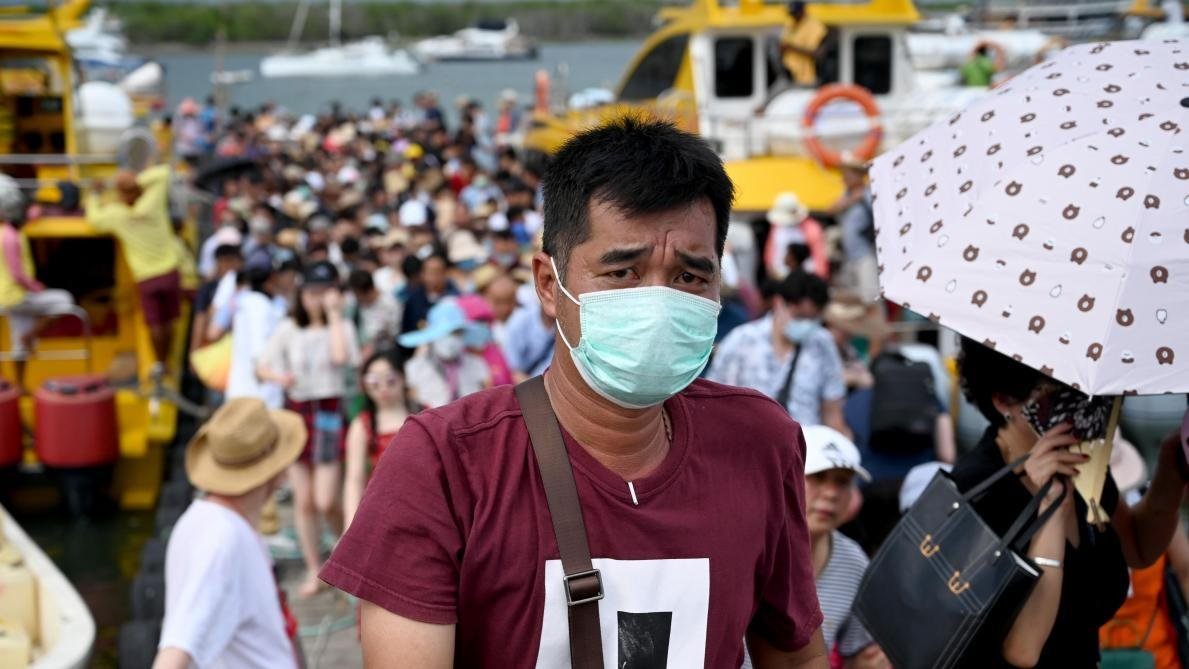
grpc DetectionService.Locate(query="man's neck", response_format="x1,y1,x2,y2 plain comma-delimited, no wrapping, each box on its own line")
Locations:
543,352,670,482
207,490,267,529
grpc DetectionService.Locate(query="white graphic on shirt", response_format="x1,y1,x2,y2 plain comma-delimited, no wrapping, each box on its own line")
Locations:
535,557,710,669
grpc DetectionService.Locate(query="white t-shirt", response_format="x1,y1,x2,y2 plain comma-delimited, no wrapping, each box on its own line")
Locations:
226,290,284,408
159,499,296,669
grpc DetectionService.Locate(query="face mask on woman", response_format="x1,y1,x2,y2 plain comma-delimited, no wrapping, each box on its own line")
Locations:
551,257,720,409
432,333,465,361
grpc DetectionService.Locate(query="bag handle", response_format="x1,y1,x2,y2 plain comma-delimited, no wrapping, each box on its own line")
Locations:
963,454,1030,503
1000,477,1068,558
514,376,605,669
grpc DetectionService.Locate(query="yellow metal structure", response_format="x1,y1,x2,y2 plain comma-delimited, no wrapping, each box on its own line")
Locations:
0,0,187,510
523,0,921,213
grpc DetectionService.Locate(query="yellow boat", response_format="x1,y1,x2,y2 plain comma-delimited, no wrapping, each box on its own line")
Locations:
523,0,989,215
0,0,191,511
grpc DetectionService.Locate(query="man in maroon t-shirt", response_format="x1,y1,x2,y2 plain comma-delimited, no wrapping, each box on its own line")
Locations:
321,117,827,668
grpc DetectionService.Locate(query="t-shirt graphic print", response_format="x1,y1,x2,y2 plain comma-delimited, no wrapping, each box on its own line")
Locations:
535,558,710,668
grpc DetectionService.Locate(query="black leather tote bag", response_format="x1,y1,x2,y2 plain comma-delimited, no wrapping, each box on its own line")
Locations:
853,456,1065,669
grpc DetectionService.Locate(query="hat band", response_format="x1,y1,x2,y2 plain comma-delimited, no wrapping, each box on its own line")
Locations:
212,437,278,468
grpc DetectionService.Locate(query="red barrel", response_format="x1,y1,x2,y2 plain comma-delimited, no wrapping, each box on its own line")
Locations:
0,380,21,467
34,375,119,467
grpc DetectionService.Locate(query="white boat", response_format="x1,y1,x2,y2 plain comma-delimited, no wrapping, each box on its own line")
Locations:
412,18,537,62
0,505,95,669
906,24,1057,72
260,0,420,79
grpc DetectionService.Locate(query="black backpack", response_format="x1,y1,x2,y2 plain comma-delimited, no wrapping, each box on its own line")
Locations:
869,351,939,455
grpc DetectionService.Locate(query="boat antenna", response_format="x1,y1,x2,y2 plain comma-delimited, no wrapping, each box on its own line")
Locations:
329,0,342,48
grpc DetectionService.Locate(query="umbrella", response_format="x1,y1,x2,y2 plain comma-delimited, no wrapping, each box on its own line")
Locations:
871,39,1187,397
869,39,1188,523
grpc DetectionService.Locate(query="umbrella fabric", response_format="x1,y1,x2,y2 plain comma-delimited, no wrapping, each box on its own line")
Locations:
871,39,1188,396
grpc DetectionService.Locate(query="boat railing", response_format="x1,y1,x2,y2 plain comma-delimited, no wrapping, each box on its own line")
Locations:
0,304,93,373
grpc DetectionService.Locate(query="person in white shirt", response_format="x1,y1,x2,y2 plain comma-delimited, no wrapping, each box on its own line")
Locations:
226,262,285,408
154,398,306,669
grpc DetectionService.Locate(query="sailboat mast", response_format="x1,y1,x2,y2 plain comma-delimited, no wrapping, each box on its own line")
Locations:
287,0,310,50
329,0,342,47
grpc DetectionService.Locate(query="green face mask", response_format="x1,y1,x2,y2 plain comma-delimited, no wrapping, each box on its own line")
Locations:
552,257,721,409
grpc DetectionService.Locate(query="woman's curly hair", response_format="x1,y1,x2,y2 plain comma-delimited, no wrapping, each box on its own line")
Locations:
958,337,1046,428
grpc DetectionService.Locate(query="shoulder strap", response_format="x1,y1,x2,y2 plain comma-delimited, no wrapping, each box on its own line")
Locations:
514,376,604,669
775,345,804,412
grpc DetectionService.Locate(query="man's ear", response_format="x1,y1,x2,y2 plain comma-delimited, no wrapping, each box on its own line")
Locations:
532,251,558,320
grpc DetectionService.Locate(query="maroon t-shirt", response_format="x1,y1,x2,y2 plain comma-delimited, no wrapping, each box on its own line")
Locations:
321,378,822,667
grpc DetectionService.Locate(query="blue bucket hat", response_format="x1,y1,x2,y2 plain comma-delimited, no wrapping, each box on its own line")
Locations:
398,301,468,348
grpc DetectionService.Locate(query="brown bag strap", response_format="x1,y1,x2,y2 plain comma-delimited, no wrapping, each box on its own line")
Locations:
514,376,604,669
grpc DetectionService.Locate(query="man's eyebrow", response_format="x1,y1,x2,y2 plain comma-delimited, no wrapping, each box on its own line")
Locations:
676,250,717,276
598,246,650,266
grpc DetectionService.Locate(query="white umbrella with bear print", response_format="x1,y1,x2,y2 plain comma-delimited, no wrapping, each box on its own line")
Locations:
869,38,1188,524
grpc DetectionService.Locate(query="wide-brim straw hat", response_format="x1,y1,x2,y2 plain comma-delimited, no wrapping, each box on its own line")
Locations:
186,398,306,496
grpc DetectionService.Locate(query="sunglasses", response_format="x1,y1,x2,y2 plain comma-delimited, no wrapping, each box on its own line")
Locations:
363,373,401,390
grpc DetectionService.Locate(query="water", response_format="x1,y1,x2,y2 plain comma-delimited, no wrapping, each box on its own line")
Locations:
152,40,639,117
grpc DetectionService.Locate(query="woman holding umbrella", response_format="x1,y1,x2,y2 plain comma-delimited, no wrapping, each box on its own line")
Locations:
952,338,1186,668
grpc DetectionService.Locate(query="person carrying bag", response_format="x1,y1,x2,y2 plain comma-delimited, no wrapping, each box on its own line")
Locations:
853,454,1066,669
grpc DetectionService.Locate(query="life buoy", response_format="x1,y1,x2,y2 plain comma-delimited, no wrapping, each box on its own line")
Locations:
534,70,550,115
801,84,882,169
972,39,1008,72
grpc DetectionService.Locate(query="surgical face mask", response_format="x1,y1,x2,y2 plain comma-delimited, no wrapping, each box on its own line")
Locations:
784,318,819,343
432,333,465,361
552,257,720,409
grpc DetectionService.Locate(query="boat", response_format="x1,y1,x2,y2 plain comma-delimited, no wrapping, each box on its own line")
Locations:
522,0,990,215
260,0,420,78
412,18,538,62
0,505,95,668
210,69,254,86
0,0,194,511
906,23,1058,71
955,0,1162,39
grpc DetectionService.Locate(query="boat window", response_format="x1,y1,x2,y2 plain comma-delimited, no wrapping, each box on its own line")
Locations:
620,33,690,102
852,35,892,94
714,37,755,98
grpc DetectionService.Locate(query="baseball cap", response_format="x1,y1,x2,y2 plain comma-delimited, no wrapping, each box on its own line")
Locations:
303,260,339,286
802,425,871,482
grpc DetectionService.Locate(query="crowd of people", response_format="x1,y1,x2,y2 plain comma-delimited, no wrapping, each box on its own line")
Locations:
4,70,1183,666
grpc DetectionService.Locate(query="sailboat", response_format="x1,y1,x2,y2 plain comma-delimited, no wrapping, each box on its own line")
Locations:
259,0,420,78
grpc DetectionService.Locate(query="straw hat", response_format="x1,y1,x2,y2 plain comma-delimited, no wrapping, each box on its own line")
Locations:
824,293,891,340
185,398,306,496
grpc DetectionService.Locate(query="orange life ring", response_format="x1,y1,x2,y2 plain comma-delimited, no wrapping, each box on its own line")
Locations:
534,70,550,115
972,39,1008,72
801,83,882,169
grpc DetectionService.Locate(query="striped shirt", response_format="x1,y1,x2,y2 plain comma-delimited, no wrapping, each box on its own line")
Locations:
742,531,874,667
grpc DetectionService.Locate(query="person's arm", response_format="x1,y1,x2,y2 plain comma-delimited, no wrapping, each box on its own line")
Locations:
1,228,41,291
84,191,121,233
1167,522,1189,597
843,645,890,669
150,647,192,669
343,417,369,530
1113,430,1187,568
934,412,957,464
256,321,295,389
136,165,172,212
1000,425,1083,668
747,628,829,668
360,602,454,668
821,399,852,441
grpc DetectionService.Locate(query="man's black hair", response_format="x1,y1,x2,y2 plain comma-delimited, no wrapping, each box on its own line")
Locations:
245,264,273,295
542,116,734,277
401,254,423,279
958,337,1045,428
214,244,242,260
340,236,362,257
347,268,375,293
775,271,828,309
786,242,811,266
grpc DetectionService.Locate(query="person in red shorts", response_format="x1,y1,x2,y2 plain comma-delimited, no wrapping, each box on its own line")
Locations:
87,166,182,370
320,118,827,668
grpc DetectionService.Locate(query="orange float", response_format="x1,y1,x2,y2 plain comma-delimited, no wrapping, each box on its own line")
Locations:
801,84,882,169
